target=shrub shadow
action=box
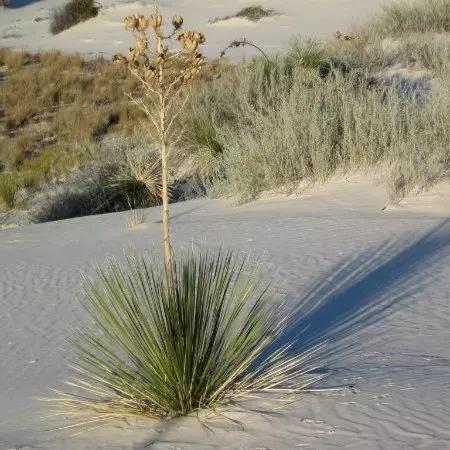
[269,219,450,370]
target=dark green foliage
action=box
[50,0,100,35]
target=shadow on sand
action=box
[132,219,450,449]
[268,218,450,371]
[6,0,42,8]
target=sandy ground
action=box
[1,178,450,449]
[0,0,390,60]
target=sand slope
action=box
[1,179,450,449]
[1,0,390,60]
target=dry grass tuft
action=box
[127,209,146,228]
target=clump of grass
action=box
[50,0,100,35]
[286,40,328,70]
[0,173,20,209]
[181,106,224,181]
[210,6,277,24]
[364,0,450,37]
[45,251,321,424]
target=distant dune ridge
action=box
[0,0,389,59]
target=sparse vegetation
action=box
[50,0,100,35]
[210,6,277,24]
[1,0,449,217]
[0,48,142,174]
[364,0,450,37]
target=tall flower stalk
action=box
[114,1,206,291]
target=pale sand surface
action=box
[0,0,390,60]
[1,178,450,449]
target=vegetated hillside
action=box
[0,0,449,224]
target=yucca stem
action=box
[155,0,175,293]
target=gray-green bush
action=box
[50,0,99,35]
[188,54,449,202]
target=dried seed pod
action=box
[150,13,163,30]
[172,15,183,30]
[191,52,204,67]
[179,30,206,52]
[137,15,151,32]
[157,52,166,65]
[194,32,206,44]
[125,15,139,31]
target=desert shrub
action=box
[0,172,20,208]
[397,34,450,75]
[210,6,276,23]
[50,0,100,35]
[48,251,321,423]
[193,55,449,202]
[363,0,450,37]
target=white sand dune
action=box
[1,179,450,449]
[0,0,390,60]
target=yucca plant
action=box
[44,1,324,429]
[47,251,322,426]
[108,149,163,209]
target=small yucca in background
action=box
[108,149,163,209]
[46,251,322,426]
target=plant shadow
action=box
[267,218,450,374]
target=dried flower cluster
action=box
[113,12,206,87]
